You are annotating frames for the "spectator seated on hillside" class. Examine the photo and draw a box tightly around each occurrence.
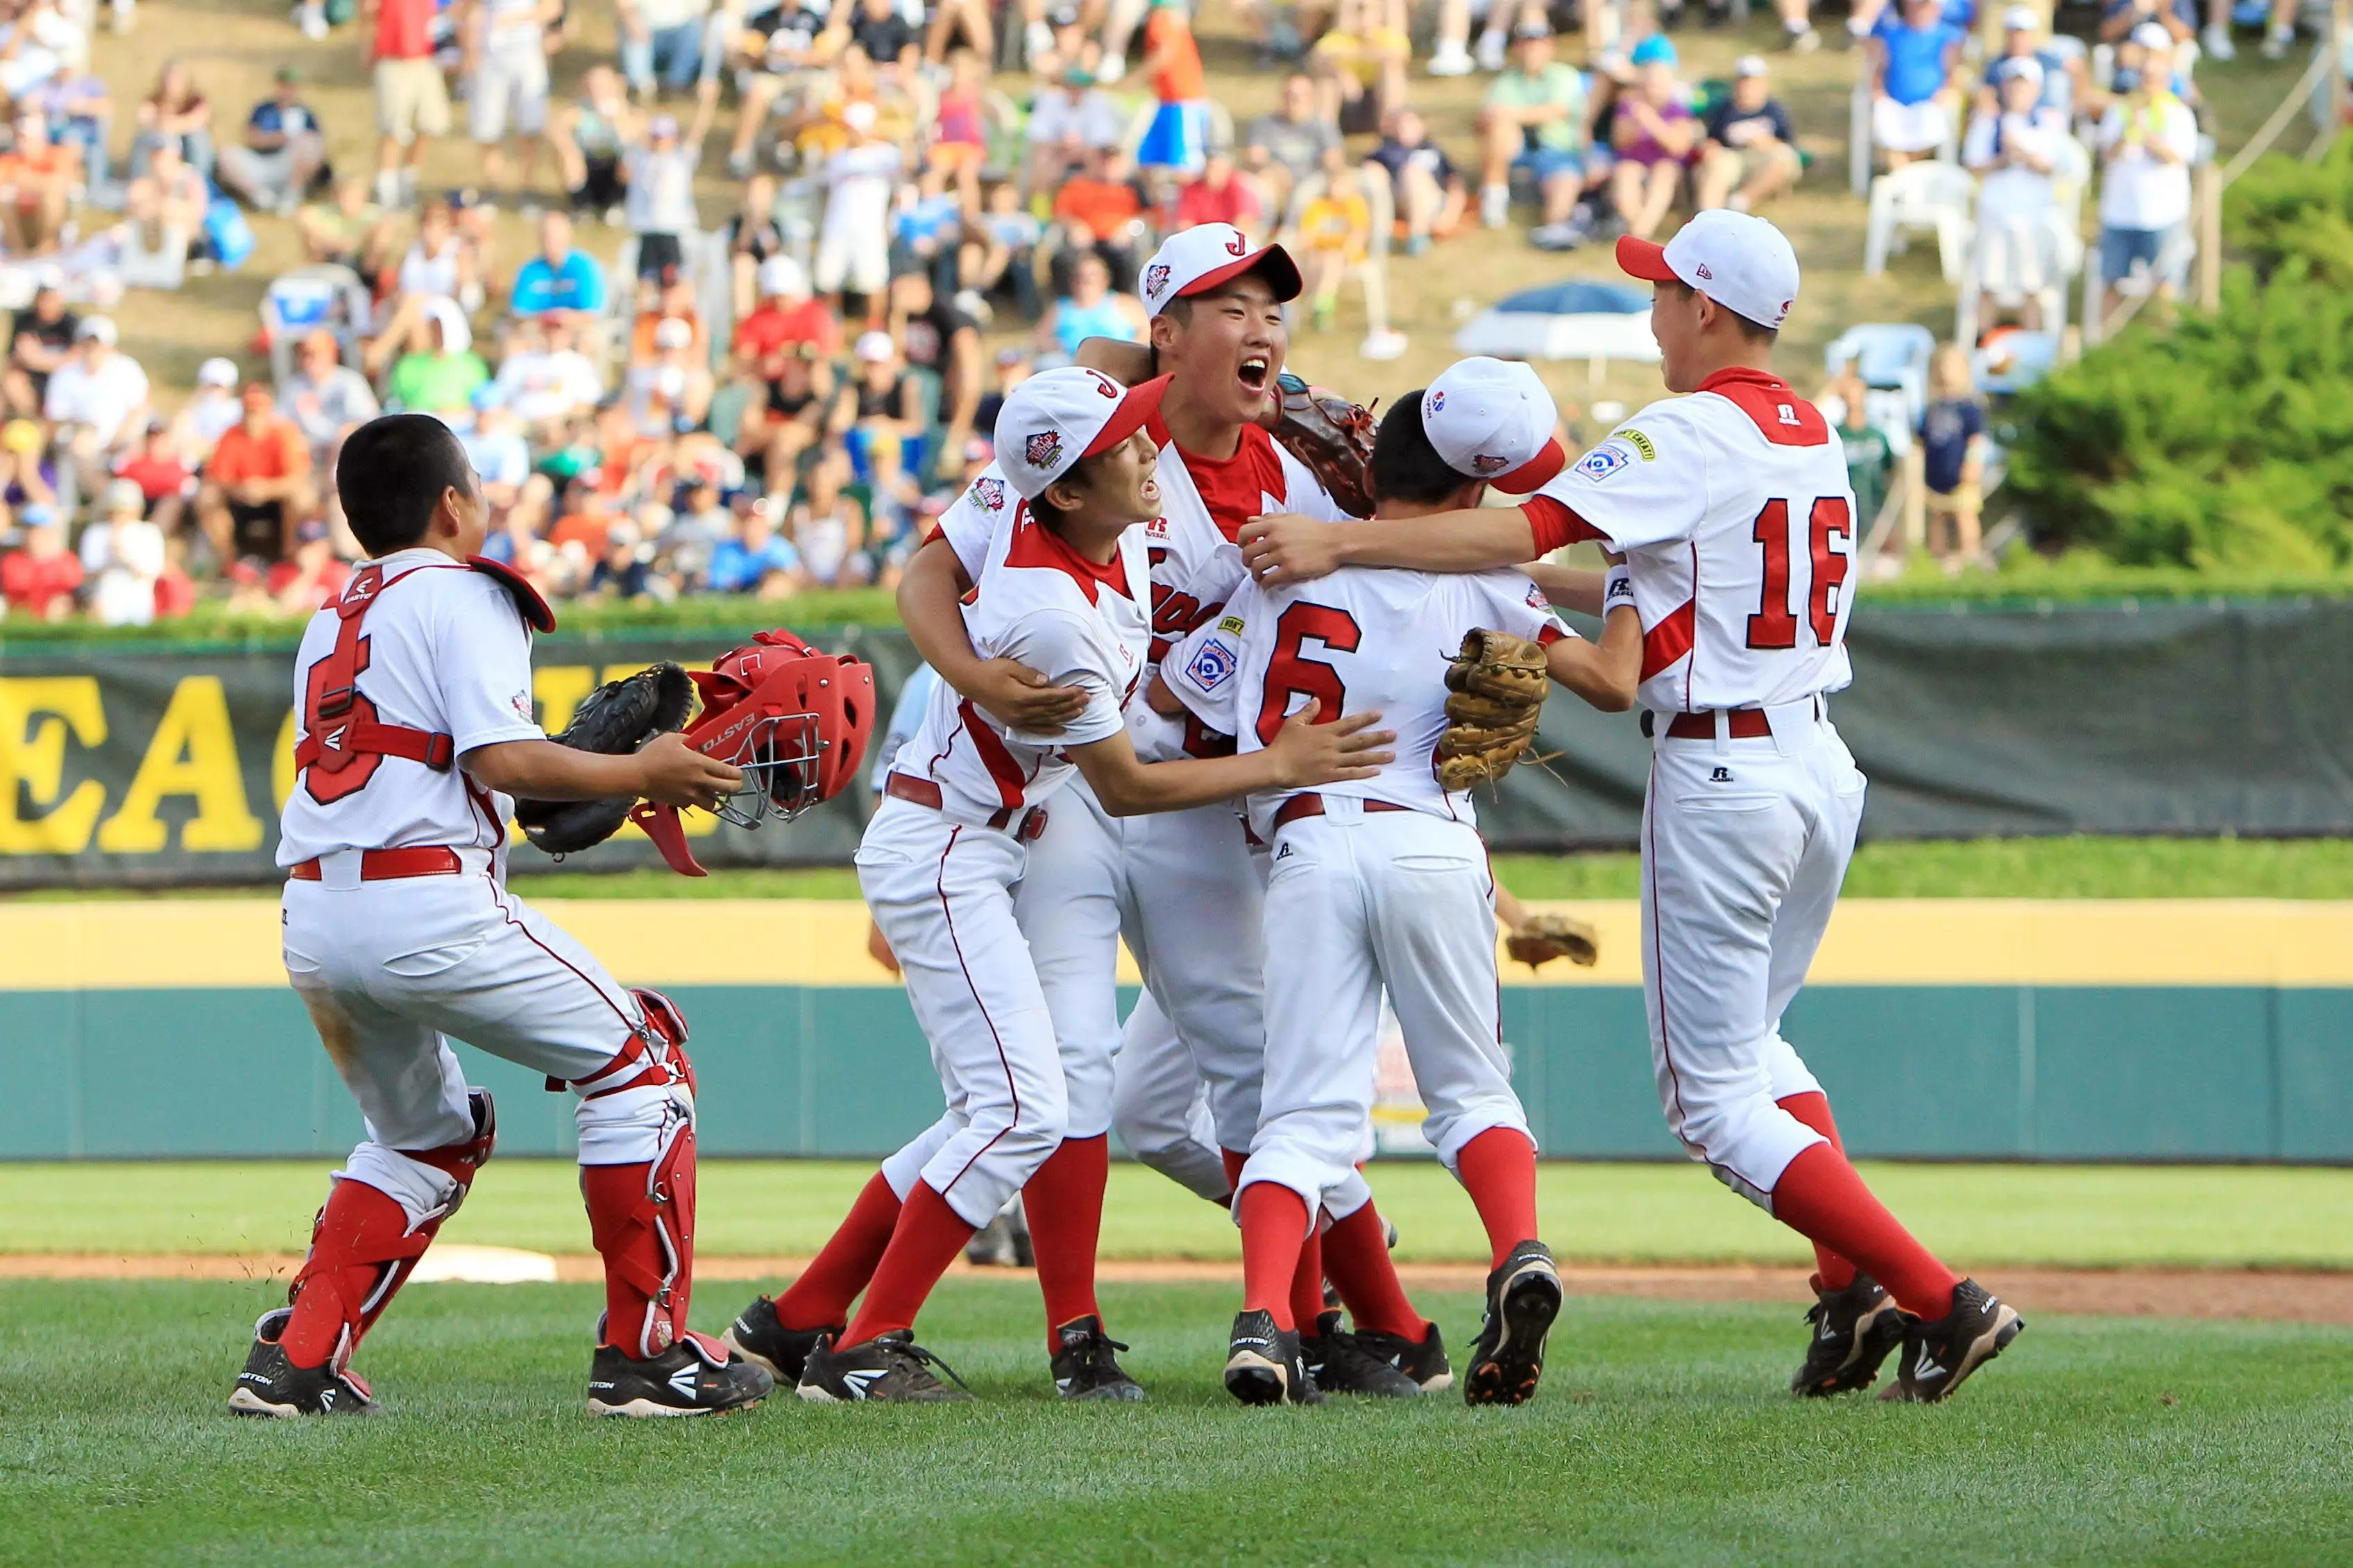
[1697,55,1801,214]
[0,112,80,258]
[3,278,74,420]
[926,49,994,204]
[720,0,830,178]
[0,416,58,519]
[1035,250,1147,361]
[892,164,967,295]
[217,67,328,217]
[790,438,872,587]
[1871,0,1966,170]
[2095,29,2199,323]
[1361,108,1463,256]
[618,0,714,100]
[385,296,491,415]
[1051,146,1148,289]
[1965,56,2071,328]
[509,210,608,324]
[27,61,110,187]
[196,381,314,568]
[843,328,919,496]
[111,417,192,535]
[2105,12,2205,110]
[887,269,980,477]
[43,316,148,509]
[296,176,391,281]
[0,1,85,117]
[960,181,1044,321]
[586,515,662,601]
[1176,150,1267,243]
[625,316,715,437]
[1477,22,1595,249]
[708,495,801,596]
[735,253,841,373]
[393,196,481,313]
[78,478,171,626]
[125,135,207,262]
[1296,146,1372,331]
[130,58,212,178]
[173,357,245,461]
[1026,62,1125,194]
[461,389,534,509]
[0,504,78,620]
[1819,361,1896,538]
[1983,6,2089,119]
[722,173,785,322]
[492,314,602,434]
[1309,0,1409,137]
[1610,37,1698,243]
[263,516,352,615]
[1246,71,1341,224]
[552,64,630,223]
[278,328,379,470]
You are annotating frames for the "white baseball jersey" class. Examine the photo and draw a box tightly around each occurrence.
[896,500,1150,821]
[1161,566,1567,839]
[1520,368,1856,715]
[477,0,550,55]
[278,550,545,868]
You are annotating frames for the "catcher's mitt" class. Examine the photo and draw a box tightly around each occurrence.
[1268,371,1377,519]
[1506,912,1600,970]
[1434,629,1549,792]
[515,661,695,855]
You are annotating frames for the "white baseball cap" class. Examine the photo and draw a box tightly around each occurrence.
[853,330,897,364]
[1996,54,2045,85]
[2130,19,2174,48]
[76,315,116,344]
[1138,223,1303,320]
[1418,358,1565,495]
[196,356,238,387]
[756,253,809,298]
[1615,210,1801,331]
[994,366,1168,500]
[2002,3,2040,28]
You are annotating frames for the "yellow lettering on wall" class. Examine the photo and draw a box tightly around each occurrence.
[273,706,298,810]
[0,676,108,853]
[96,676,264,853]
[534,665,595,735]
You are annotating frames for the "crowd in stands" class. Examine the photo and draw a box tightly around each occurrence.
[0,0,2337,620]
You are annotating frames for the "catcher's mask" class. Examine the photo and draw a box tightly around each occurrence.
[686,630,875,828]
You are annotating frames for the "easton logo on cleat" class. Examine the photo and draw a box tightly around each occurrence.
[1025,430,1063,470]
[668,1365,701,1399]
[840,1368,887,1399]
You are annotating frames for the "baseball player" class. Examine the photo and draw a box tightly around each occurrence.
[234,414,772,1419]
[1236,211,2025,1405]
[733,368,1395,1404]
[1157,357,1642,1405]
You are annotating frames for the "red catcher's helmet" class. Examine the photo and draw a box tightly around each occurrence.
[685,630,875,828]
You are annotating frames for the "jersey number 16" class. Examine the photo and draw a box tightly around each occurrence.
[1744,497,1852,651]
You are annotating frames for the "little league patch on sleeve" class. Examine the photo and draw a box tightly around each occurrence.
[1574,442,1633,482]
[972,475,1006,511]
[1185,636,1238,691]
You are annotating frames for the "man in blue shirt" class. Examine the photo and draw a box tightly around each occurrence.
[218,68,328,215]
[1870,0,1964,168]
[706,501,801,595]
[509,210,609,325]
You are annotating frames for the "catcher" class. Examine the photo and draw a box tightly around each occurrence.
[1150,356,1640,1406]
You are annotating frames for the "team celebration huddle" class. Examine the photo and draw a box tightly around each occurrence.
[241,212,2023,1421]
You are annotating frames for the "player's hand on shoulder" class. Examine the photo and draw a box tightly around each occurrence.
[1266,697,1395,787]
[969,657,1089,733]
[1240,513,1345,586]
[636,732,745,813]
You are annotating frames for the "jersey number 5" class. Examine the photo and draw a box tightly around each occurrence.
[1255,603,1360,745]
[1744,497,1853,651]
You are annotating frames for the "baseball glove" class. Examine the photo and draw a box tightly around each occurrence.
[1434,629,1549,792]
[515,661,696,856]
[1268,371,1377,519]
[1506,912,1600,970]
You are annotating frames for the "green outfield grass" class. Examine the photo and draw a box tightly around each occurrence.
[12,1159,2353,1271]
[15,835,2353,903]
[2,1277,2349,1567]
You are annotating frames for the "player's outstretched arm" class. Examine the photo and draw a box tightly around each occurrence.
[465,733,744,812]
[1239,506,1538,586]
[1066,697,1395,817]
[1545,603,1642,712]
[898,534,1089,734]
[1526,563,1607,616]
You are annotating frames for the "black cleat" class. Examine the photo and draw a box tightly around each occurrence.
[1464,1240,1563,1406]
[1302,1311,1422,1397]
[722,1294,838,1386]
[587,1334,772,1417]
[1224,1309,1324,1406]
[1051,1314,1147,1401]
[1792,1274,1907,1397]
[798,1330,974,1404]
[1879,1278,2023,1404]
[965,1194,1035,1268]
[229,1308,379,1418]
[1347,1317,1452,1392]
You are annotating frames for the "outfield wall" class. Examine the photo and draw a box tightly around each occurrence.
[5,899,2349,1163]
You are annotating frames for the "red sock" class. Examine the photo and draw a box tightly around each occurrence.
[1237,1183,1311,1333]
[840,1182,976,1346]
[1290,1225,1330,1332]
[1024,1134,1108,1338]
[1320,1202,1425,1340]
[1769,1143,1957,1320]
[1776,1093,1859,1292]
[1221,1147,1248,1193]
[280,1178,430,1370]
[774,1170,901,1330]
[1453,1127,1540,1270]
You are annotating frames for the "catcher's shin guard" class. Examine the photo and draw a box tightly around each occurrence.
[280,1090,498,1371]
[577,989,702,1358]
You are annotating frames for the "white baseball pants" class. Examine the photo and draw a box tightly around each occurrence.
[860,798,1066,1228]
[1241,803,1529,1219]
[1640,706,1863,1209]
[280,850,682,1228]
[1109,987,1230,1202]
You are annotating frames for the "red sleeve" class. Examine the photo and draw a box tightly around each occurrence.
[1535,622,1565,647]
[1520,494,1608,555]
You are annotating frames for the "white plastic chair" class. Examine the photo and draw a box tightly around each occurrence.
[261,263,373,382]
[117,221,187,292]
[1823,322,1935,452]
[1864,162,1977,281]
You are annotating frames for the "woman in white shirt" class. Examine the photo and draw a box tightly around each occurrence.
[1962,56,2070,328]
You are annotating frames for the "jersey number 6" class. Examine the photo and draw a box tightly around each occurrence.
[1255,602,1361,745]
[1744,496,1853,651]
